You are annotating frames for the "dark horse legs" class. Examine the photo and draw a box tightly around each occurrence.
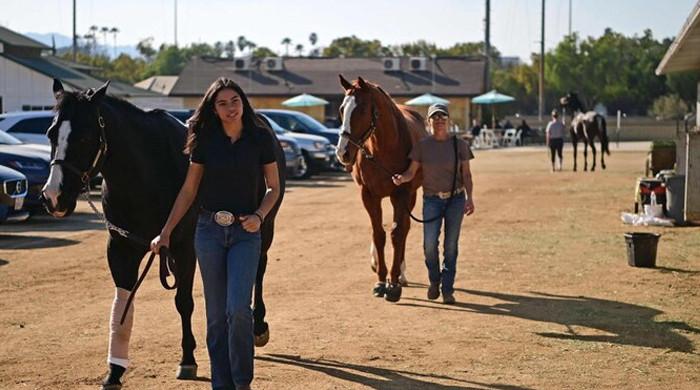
[103,237,197,387]
[253,218,275,347]
[361,188,389,298]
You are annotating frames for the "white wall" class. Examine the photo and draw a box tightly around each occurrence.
[0,57,55,112]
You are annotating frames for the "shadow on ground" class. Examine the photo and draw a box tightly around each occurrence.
[400,286,699,353]
[257,353,532,390]
[0,235,81,250]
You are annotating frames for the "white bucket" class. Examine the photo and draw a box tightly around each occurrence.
[644,204,664,218]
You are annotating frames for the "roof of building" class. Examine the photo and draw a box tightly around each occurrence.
[170,56,485,97]
[0,53,159,97]
[656,1,700,74]
[134,75,179,95]
[0,26,49,49]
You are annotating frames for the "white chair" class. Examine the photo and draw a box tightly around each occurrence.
[502,128,522,147]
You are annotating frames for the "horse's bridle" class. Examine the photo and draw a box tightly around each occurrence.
[340,100,379,160]
[50,111,108,189]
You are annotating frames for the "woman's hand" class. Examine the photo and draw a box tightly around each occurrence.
[150,232,170,254]
[392,174,403,186]
[240,214,262,232]
[464,198,475,216]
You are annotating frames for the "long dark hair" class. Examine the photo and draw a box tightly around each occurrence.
[184,77,268,154]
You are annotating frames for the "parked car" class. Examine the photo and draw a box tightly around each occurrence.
[0,110,55,145]
[0,131,51,213]
[0,164,30,223]
[257,109,341,145]
[258,112,334,178]
[166,109,308,179]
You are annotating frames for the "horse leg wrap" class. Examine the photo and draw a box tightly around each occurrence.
[108,287,134,368]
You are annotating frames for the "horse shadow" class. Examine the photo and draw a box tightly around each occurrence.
[400,288,699,353]
[0,259,8,267]
[0,234,80,250]
[257,353,532,390]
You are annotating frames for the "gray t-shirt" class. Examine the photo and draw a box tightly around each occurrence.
[409,136,474,195]
[546,119,566,139]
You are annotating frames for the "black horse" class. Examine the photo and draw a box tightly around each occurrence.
[41,79,285,389]
[559,92,610,171]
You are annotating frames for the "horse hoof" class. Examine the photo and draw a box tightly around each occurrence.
[101,383,122,390]
[398,275,408,287]
[176,364,198,380]
[384,283,402,303]
[373,282,386,297]
[255,327,270,347]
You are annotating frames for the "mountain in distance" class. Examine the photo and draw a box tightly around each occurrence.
[25,32,141,58]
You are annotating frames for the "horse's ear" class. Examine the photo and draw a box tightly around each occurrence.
[90,80,110,102]
[339,74,352,91]
[53,79,64,99]
[357,76,367,88]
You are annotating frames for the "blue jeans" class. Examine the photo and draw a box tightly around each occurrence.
[423,194,466,294]
[195,215,261,389]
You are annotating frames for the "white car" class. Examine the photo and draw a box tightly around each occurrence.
[0,111,54,145]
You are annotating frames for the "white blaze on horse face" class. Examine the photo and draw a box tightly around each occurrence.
[336,95,357,159]
[42,120,73,208]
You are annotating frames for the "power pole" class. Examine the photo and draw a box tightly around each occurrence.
[538,0,545,124]
[484,0,491,92]
[72,0,77,61]
[174,0,178,47]
[568,0,572,36]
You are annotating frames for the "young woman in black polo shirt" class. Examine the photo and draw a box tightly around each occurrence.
[151,78,280,390]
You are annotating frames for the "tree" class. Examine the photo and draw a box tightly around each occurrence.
[650,94,689,120]
[308,32,318,56]
[109,27,119,58]
[136,37,156,61]
[281,37,292,56]
[253,46,277,58]
[323,35,389,57]
[224,40,236,59]
[237,36,248,54]
[295,44,304,57]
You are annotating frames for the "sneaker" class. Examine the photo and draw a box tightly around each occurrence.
[427,283,440,300]
[442,292,456,304]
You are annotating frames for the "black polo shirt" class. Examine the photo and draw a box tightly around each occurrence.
[191,125,276,215]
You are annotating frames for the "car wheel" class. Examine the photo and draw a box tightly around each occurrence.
[292,152,315,179]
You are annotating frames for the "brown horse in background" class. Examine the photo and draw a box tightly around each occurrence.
[560,92,610,171]
[336,75,428,302]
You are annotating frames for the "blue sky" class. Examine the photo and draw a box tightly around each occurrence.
[1,0,696,60]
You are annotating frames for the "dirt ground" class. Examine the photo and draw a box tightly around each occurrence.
[1,143,699,390]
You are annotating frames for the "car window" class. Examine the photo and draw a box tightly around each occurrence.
[0,130,23,145]
[293,114,327,133]
[7,117,54,134]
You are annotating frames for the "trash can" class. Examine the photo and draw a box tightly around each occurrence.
[624,232,661,268]
[665,175,685,225]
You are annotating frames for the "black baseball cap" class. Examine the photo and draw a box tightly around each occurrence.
[427,103,449,118]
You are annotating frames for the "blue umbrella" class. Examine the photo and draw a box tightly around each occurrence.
[472,90,515,128]
[282,93,329,107]
[405,93,450,106]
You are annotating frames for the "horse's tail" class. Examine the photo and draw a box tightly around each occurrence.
[598,115,610,155]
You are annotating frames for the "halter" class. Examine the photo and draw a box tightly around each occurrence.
[50,111,108,189]
[340,101,379,160]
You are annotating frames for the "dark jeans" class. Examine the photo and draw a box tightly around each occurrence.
[549,138,563,165]
[422,194,466,294]
[195,215,261,389]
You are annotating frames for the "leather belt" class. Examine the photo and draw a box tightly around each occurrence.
[200,209,241,227]
[427,187,465,200]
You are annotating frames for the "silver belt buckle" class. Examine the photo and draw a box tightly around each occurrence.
[214,211,235,226]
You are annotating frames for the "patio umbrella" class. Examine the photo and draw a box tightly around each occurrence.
[282,93,329,107]
[472,89,515,128]
[405,93,450,106]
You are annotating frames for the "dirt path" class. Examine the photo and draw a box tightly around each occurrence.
[1,145,698,389]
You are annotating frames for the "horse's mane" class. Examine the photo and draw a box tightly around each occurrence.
[55,90,166,120]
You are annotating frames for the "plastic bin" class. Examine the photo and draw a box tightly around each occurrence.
[664,175,685,225]
[624,232,660,268]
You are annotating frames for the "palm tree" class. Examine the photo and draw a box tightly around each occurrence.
[88,25,99,54]
[308,32,318,57]
[281,37,292,57]
[100,26,110,53]
[237,36,248,55]
[295,44,304,57]
[247,41,257,56]
[109,27,119,58]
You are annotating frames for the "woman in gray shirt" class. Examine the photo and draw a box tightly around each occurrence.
[392,103,475,304]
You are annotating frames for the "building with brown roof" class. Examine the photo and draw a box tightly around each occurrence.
[170,56,486,128]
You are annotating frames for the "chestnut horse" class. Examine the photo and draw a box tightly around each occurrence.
[335,75,428,302]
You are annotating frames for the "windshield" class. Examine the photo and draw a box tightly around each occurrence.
[259,113,288,135]
[0,130,23,145]
[294,113,328,132]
